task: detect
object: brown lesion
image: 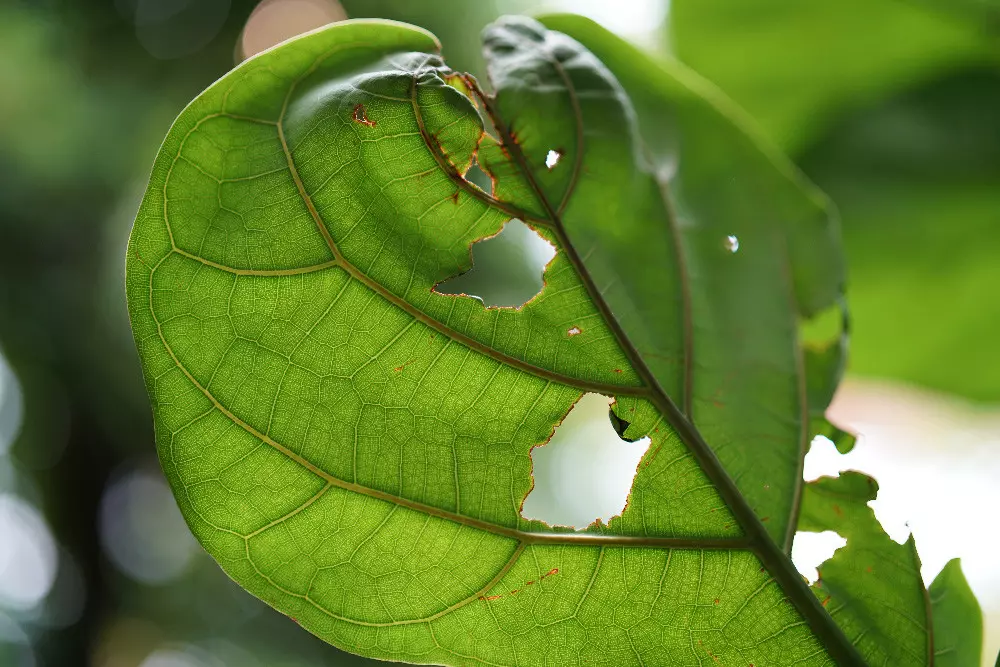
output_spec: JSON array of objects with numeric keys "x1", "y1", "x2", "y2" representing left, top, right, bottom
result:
[
  {"x1": 409, "y1": 71, "x2": 555, "y2": 230},
  {"x1": 478, "y1": 567, "x2": 560, "y2": 603},
  {"x1": 352, "y1": 103, "x2": 376, "y2": 128}
]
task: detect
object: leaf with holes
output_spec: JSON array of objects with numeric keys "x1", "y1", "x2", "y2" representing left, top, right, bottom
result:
[{"x1": 126, "y1": 15, "x2": 960, "y2": 666}]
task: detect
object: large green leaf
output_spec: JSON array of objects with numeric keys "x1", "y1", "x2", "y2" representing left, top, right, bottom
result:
[{"x1": 127, "y1": 15, "x2": 948, "y2": 665}]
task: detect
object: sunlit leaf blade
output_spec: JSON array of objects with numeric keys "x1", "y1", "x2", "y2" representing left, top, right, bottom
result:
[
  {"x1": 537, "y1": 14, "x2": 847, "y2": 550},
  {"x1": 799, "y1": 472, "x2": 931, "y2": 664},
  {"x1": 126, "y1": 16, "x2": 879, "y2": 665},
  {"x1": 930, "y1": 558, "x2": 983, "y2": 667}
]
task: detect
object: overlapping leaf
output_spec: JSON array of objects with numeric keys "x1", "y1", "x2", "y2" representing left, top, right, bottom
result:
[{"x1": 126, "y1": 15, "x2": 962, "y2": 665}]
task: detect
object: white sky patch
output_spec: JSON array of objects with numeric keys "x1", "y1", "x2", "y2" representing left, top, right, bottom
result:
[
  {"x1": 100, "y1": 469, "x2": 198, "y2": 585},
  {"x1": 791, "y1": 530, "x2": 847, "y2": 584},
  {"x1": 806, "y1": 377, "x2": 1000, "y2": 663},
  {"x1": 522, "y1": 393, "x2": 650, "y2": 528},
  {"x1": 0, "y1": 494, "x2": 57, "y2": 611},
  {"x1": 531, "y1": 0, "x2": 668, "y2": 45}
]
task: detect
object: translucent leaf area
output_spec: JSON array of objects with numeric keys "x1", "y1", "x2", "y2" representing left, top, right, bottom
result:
[{"x1": 126, "y1": 15, "x2": 976, "y2": 666}]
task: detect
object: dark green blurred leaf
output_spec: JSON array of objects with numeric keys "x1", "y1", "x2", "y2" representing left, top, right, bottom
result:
[
  {"x1": 670, "y1": 0, "x2": 996, "y2": 152},
  {"x1": 802, "y1": 70, "x2": 1000, "y2": 401},
  {"x1": 673, "y1": 0, "x2": 1000, "y2": 402},
  {"x1": 930, "y1": 558, "x2": 983, "y2": 667}
]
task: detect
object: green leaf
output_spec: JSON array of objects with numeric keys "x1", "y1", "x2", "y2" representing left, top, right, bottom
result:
[
  {"x1": 930, "y1": 558, "x2": 983, "y2": 667},
  {"x1": 799, "y1": 472, "x2": 931, "y2": 664},
  {"x1": 670, "y1": 0, "x2": 994, "y2": 152},
  {"x1": 538, "y1": 11, "x2": 847, "y2": 554},
  {"x1": 801, "y1": 71, "x2": 1000, "y2": 402},
  {"x1": 126, "y1": 15, "x2": 942, "y2": 665},
  {"x1": 670, "y1": 1, "x2": 1000, "y2": 403}
]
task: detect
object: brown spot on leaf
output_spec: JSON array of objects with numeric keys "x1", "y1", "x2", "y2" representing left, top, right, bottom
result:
[
  {"x1": 352, "y1": 103, "x2": 376, "y2": 128},
  {"x1": 642, "y1": 444, "x2": 662, "y2": 468},
  {"x1": 393, "y1": 358, "x2": 416, "y2": 373}
]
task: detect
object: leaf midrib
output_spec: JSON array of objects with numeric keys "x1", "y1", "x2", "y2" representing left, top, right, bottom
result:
[{"x1": 472, "y1": 31, "x2": 865, "y2": 665}]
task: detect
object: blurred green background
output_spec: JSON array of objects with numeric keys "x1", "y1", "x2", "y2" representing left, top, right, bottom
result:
[{"x1": 0, "y1": 0, "x2": 996, "y2": 665}]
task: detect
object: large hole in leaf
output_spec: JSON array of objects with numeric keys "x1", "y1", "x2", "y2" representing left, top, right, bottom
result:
[
  {"x1": 521, "y1": 393, "x2": 651, "y2": 529},
  {"x1": 435, "y1": 219, "x2": 556, "y2": 308}
]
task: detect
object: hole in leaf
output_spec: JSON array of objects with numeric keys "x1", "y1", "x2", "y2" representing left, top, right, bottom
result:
[
  {"x1": 607, "y1": 408, "x2": 642, "y2": 443},
  {"x1": 521, "y1": 393, "x2": 651, "y2": 529},
  {"x1": 724, "y1": 234, "x2": 739, "y2": 253},
  {"x1": 567, "y1": 326, "x2": 582, "y2": 337},
  {"x1": 435, "y1": 219, "x2": 556, "y2": 308},
  {"x1": 792, "y1": 530, "x2": 847, "y2": 584},
  {"x1": 545, "y1": 149, "x2": 562, "y2": 169},
  {"x1": 800, "y1": 302, "x2": 847, "y2": 348}
]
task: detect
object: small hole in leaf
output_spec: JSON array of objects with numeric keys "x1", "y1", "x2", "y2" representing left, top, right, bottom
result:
[
  {"x1": 545, "y1": 149, "x2": 562, "y2": 170},
  {"x1": 792, "y1": 530, "x2": 846, "y2": 584},
  {"x1": 567, "y1": 326, "x2": 582, "y2": 337},
  {"x1": 521, "y1": 393, "x2": 651, "y2": 529},
  {"x1": 435, "y1": 219, "x2": 556, "y2": 308},
  {"x1": 724, "y1": 234, "x2": 739, "y2": 253}
]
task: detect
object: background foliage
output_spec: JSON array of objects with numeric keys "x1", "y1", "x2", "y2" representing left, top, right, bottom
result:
[{"x1": 0, "y1": 0, "x2": 997, "y2": 665}]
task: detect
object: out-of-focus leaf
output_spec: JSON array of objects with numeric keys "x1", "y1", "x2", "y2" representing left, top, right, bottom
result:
[
  {"x1": 799, "y1": 472, "x2": 934, "y2": 664},
  {"x1": 673, "y1": 0, "x2": 1000, "y2": 402},
  {"x1": 802, "y1": 70, "x2": 1000, "y2": 401},
  {"x1": 670, "y1": 0, "x2": 995, "y2": 152},
  {"x1": 339, "y1": 0, "x2": 506, "y2": 75},
  {"x1": 929, "y1": 558, "x2": 983, "y2": 667}
]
